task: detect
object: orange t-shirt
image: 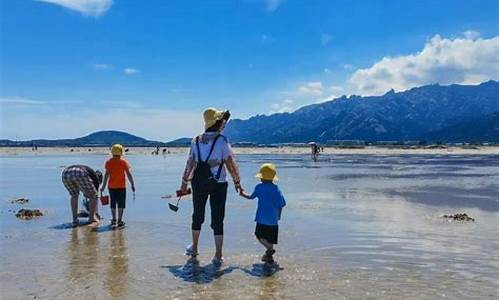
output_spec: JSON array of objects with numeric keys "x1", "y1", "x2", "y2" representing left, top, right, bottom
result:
[{"x1": 105, "y1": 157, "x2": 131, "y2": 189}]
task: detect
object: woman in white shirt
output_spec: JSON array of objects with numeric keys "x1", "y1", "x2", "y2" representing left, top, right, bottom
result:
[{"x1": 179, "y1": 108, "x2": 244, "y2": 264}]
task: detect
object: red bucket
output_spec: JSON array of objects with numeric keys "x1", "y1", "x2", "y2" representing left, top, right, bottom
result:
[{"x1": 100, "y1": 195, "x2": 109, "y2": 206}]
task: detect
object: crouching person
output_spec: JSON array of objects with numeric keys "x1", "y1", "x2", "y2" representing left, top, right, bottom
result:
[{"x1": 62, "y1": 165, "x2": 103, "y2": 227}]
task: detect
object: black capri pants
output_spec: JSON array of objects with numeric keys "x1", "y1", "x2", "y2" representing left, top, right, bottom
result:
[{"x1": 191, "y1": 182, "x2": 228, "y2": 235}]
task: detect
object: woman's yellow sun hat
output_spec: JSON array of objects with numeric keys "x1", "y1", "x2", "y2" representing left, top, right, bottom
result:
[
  {"x1": 111, "y1": 144, "x2": 124, "y2": 156},
  {"x1": 255, "y1": 163, "x2": 278, "y2": 181},
  {"x1": 203, "y1": 107, "x2": 227, "y2": 130}
]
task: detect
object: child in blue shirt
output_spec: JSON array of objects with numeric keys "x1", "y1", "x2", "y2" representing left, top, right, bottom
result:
[{"x1": 240, "y1": 163, "x2": 286, "y2": 263}]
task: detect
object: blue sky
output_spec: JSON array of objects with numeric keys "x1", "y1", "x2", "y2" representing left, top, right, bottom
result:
[{"x1": 1, "y1": 0, "x2": 498, "y2": 140}]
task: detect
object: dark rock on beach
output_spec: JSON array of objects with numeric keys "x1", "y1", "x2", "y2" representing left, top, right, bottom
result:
[
  {"x1": 15, "y1": 209, "x2": 44, "y2": 220},
  {"x1": 11, "y1": 198, "x2": 29, "y2": 204},
  {"x1": 443, "y1": 213, "x2": 475, "y2": 222}
]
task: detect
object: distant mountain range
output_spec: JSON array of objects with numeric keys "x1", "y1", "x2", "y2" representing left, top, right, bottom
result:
[
  {"x1": 224, "y1": 81, "x2": 499, "y2": 144},
  {"x1": 1, "y1": 81, "x2": 498, "y2": 147},
  {"x1": 0, "y1": 131, "x2": 169, "y2": 147}
]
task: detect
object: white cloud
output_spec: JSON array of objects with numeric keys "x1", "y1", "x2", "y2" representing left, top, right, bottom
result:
[
  {"x1": 321, "y1": 33, "x2": 333, "y2": 46},
  {"x1": 92, "y1": 63, "x2": 111, "y2": 70},
  {"x1": 270, "y1": 99, "x2": 293, "y2": 114},
  {"x1": 36, "y1": 0, "x2": 113, "y2": 17},
  {"x1": 330, "y1": 85, "x2": 344, "y2": 92},
  {"x1": 123, "y1": 68, "x2": 140, "y2": 75},
  {"x1": 462, "y1": 30, "x2": 480, "y2": 40},
  {"x1": 0, "y1": 97, "x2": 46, "y2": 105},
  {"x1": 314, "y1": 86, "x2": 345, "y2": 103},
  {"x1": 349, "y1": 33, "x2": 499, "y2": 95},
  {"x1": 297, "y1": 81, "x2": 323, "y2": 96},
  {"x1": 265, "y1": 0, "x2": 282, "y2": 12}
]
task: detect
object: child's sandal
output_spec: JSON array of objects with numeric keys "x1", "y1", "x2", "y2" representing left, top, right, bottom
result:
[{"x1": 264, "y1": 249, "x2": 276, "y2": 263}]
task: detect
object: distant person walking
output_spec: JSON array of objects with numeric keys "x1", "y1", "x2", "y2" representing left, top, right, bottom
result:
[
  {"x1": 179, "y1": 107, "x2": 244, "y2": 264},
  {"x1": 310, "y1": 142, "x2": 320, "y2": 161},
  {"x1": 100, "y1": 144, "x2": 136, "y2": 228},
  {"x1": 62, "y1": 165, "x2": 103, "y2": 226}
]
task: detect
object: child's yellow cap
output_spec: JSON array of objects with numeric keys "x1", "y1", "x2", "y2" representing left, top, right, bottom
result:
[
  {"x1": 111, "y1": 144, "x2": 124, "y2": 156},
  {"x1": 255, "y1": 163, "x2": 278, "y2": 181}
]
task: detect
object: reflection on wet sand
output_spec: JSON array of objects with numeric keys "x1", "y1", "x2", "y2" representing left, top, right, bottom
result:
[
  {"x1": 65, "y1": 226, "x2": 129, "y2": 299},
  {"x1": 257, "y1": 274, "x2": 283, "y2": 300},
  {"x1": 104, "y1": 229, "x2": 129, "y2": 300},
  {"x1": 66, "y1": 227, "x2": 99, "y2": 289}
]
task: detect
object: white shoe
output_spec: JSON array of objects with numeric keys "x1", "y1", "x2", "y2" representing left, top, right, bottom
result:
[
  {"x1": 211, "y1": 256, "x2": 224, "y2": 265},
  {"x1": 185, "y1": 244, "x2": 198, "y2": 257}
]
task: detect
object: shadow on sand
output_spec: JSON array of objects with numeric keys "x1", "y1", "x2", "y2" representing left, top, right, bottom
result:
[
  {"x1": 162, "y1": 260, "x2": 238, "y2": 284},
  {"x1": 240, "y1": 263, "x2": 284, "y2": 277},
  {"x1": 163, "y1": 260, "x2": 284, "y2": 283},
  {"x1": 49, "y1": 221, "x2": 91, "y2": 230}
]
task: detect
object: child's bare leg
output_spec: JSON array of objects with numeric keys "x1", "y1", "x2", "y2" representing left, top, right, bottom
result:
[
  {"x1": 118, "y1": 208, "x2": 124, "y2": 222},
  {"x1": 111, "y1": 206, "x2": 117, "y2": 221},
  {"x1": 257, "y1": 237, "x2": 275, "y2": 262},
  {"x1": 257, "y1": 237, "x2": 273, "y2": 250}
]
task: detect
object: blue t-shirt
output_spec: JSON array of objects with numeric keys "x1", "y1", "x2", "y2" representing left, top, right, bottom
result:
[{"x1": 249, "y1": 183, "x2": 286, "y2": 226}]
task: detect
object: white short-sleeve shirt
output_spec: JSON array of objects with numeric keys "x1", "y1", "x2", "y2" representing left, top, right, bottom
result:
[{"x1": 190, "y1": 132, "x2": 233, "y2": 182}]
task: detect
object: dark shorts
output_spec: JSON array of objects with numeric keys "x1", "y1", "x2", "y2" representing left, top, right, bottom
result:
[
  {"x1": 255, "y1": 223, "x2": 279, "y2": 244},
  {"x1": 109, "y1": 188, "x2": 126, "y2": 209}
]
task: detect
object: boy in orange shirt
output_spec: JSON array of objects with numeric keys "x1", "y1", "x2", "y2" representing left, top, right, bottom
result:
[{"x1": 100, "y1": 144, "x2": 136, "y2": 227}]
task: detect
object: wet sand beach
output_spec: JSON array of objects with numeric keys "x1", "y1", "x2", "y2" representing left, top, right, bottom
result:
[{"x1": 0, "y1": 151, "x2": 498, "y2": 299}]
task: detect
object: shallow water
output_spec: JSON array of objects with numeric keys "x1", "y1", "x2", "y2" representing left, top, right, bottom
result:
[{"x1": 0, "y1": 153, "x2": 498, "y2": 299}]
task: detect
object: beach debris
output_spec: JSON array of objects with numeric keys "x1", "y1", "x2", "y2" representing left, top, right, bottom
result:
[
  {"x1": 11, "y1": 197, "x2": 29, "y2": 204},
  {"x1": 15, "y1": 209, "x2": 44, "y2": 220},
  {"x1": 442, "y1": 213, "x2": 475, "y2": 222}
]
